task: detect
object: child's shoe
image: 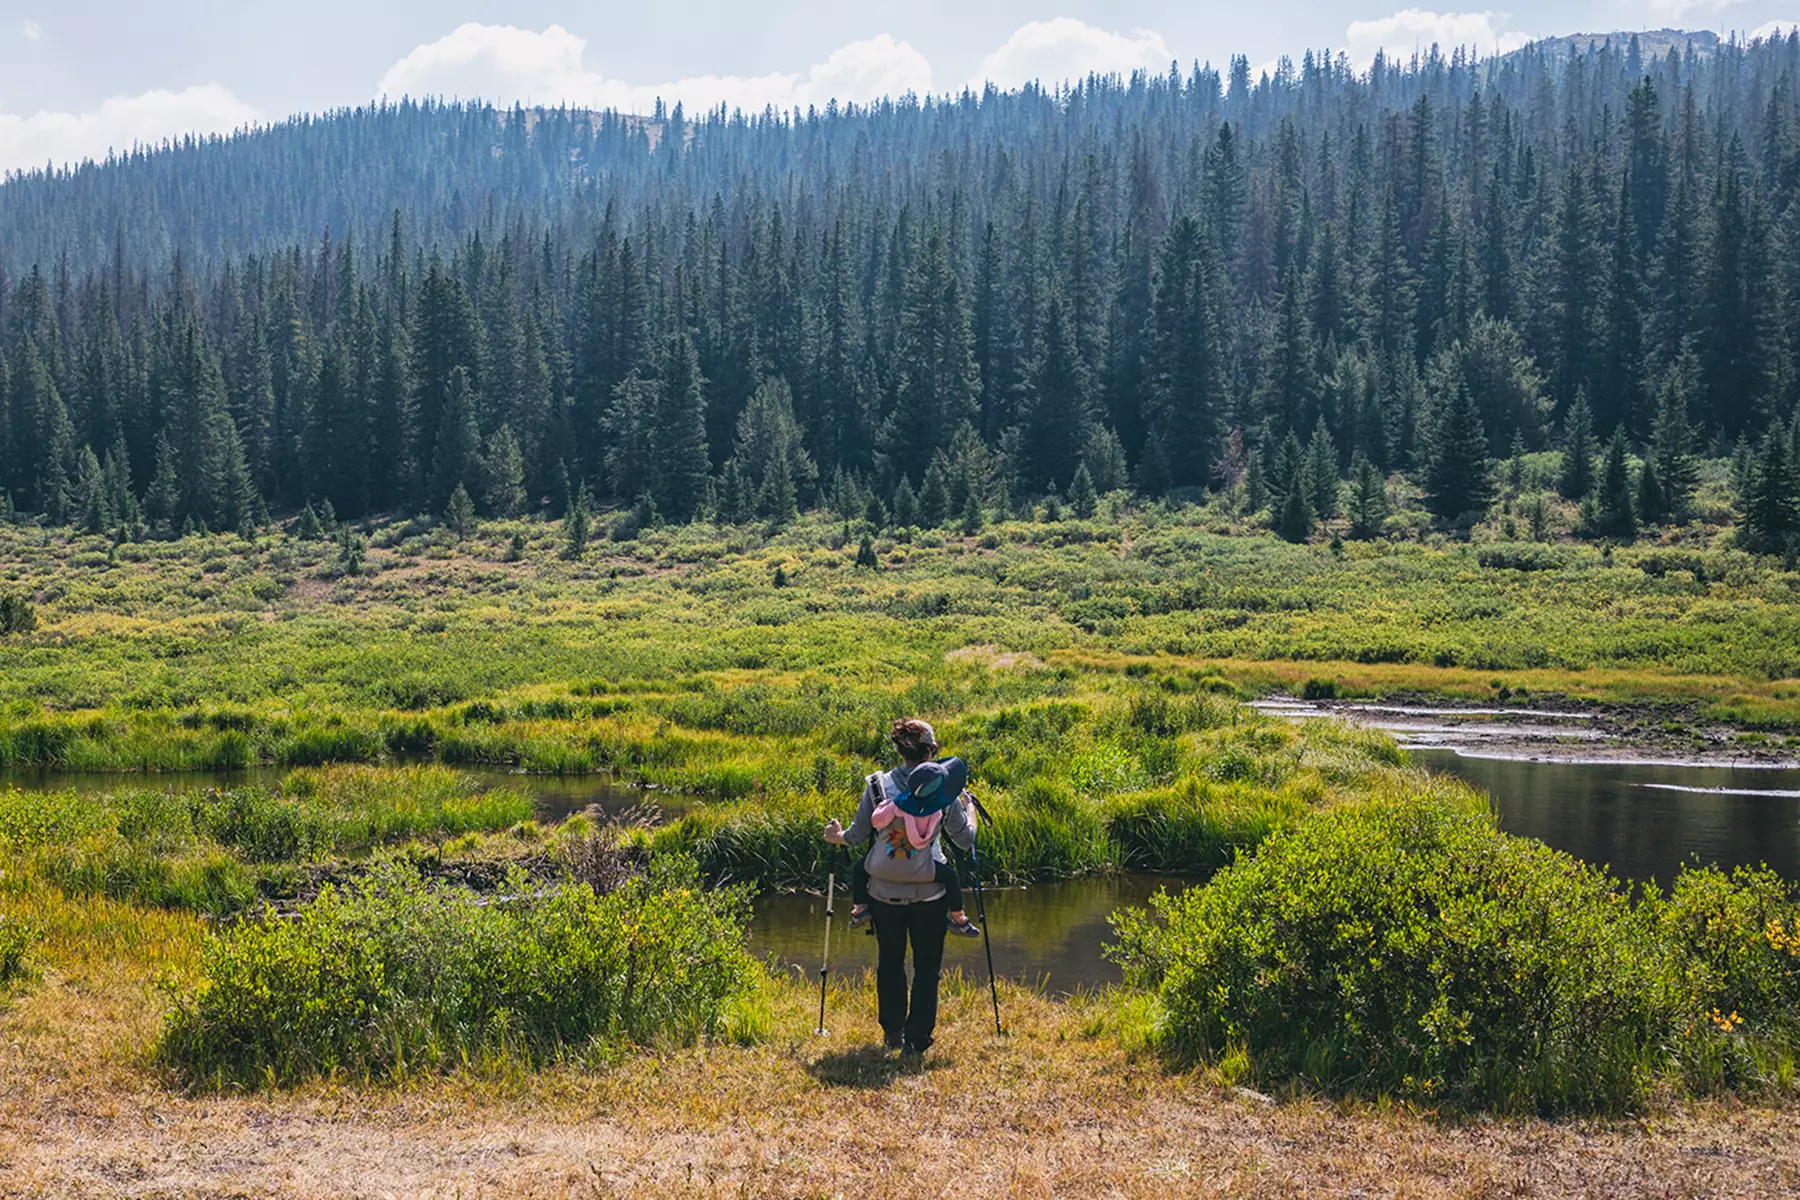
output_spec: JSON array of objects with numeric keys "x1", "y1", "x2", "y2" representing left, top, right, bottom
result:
[
  {"x1": 848, "y1": 905, "x2": 872, "y2": 931},
  {"x1": 948, "y1": 912, "x2": 981, "y2": 938}
]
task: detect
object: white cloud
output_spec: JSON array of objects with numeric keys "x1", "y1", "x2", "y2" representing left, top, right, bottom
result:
[
  {"x1": 376, "y1": 23, "x2": 931, "y2": 113},
  {"x1": 1750, "y1": 20, "x2": 1800, "y2": 41},
  {"x1": 1641, "y1": 0, "x2": 1742, "y2": 17},
  {"x1": 20, "y1": 19, "x2": 41, "y2": 41},
  {"x1": 972, "y1": 18, "x2": 1173, "y2": 89},
  {"x1": 0, "y1": 85, "x2": 259, "y2": 176},
  {"x1": 1344, "y1": 9, "x2": 1532, "y2": 65}
]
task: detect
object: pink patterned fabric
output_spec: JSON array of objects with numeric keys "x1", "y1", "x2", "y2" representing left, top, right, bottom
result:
[{"x1": 872, "y1": 799, "x2": 942, "y2": 850}]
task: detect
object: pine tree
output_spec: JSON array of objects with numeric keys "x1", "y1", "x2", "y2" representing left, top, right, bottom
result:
[
  {"x1": 1083, "y1": 426, "x2": 1129, "y2": 494},
  {"x1": 1135, "y1": 430, "x2": 1171, "y2": 498},
  {"x1": 563, "y1": 481, "x2": 592, "y2": 559},
  {"x1": 1276, "y1": 476, "x2": 1313, "y2": 542},
  {"x1": 888, "y1": 476, "x2": 917, "y2": 528},
  {"x1": 1422, "y1": 381, "x2": 1494, "y2": 523},
  {"x1": 1649, "y1": 360, "x2": 1699, "y2": 519},
  {"x1": 431, "y1": 367, "x2": 482, "y2": 512},
  {"x1": 1069, "y1": 463, "x2": 1098, "y2": 518},
  {"x1": 482, "y1": 425, "x2": 525, "y2": 517},
  {"x1": 717, "y1": 458, "x2": 751, "y2": 525},
  {"x1": 1637, "y1": 454, "x2": 1668, "y2": 527},
  {"x1": 1558, "y1": 392, "x2": 1598, "y2": 500},
  {"x1": 960, "y1": 491, "x2": 983, "y2": 536},
  {"x1": 295, "y1": 502, "x2": 323, "y2": 540},
  {"x1": 1348, "y1": 454, "x2": 1389, "y2": 540},
  {"x1": 919, "y1": 462, "x2": 952, "y2": 526},
  {"x1": 1591, "y1": 428, "x2": 1637, "y2": 540},
  {"x1": 1244, "y1": 449, "x2": 1268, "y2": 512},
  {"x1": 446, "y1": 481, "x2": 476, "y2": 540},
  {"x1": 1306, "y1": 417, "x2": 1339, "y2": 520},
  {"x1": 855, "y1": 534, "x2": 879, "y2": 568},
  {"x1": 648, "y1": 331, "x2": 710, "y2": 522},
  {"x1": 146, "y1": 433, "x2": 182, "y2": 532},
  {"x1": 1024, "y1": 296, "x2": 1090, "y2": 489},
  {"x1": 1742, "y1": 428, "x2": 1800, "y2": 554}
]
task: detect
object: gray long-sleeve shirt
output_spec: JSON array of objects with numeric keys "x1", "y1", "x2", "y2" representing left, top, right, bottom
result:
[{"x1": 840, "y1": 765, "x2": 976, "y2": 904}]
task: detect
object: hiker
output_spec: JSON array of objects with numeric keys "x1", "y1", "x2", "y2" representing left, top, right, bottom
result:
[{"x1": 823, "y1": 717, "x2": 977, "y2": 1054}]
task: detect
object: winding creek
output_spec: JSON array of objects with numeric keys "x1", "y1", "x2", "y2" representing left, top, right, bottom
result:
[{"x1": 7, "y1": 712, "x2": 1800, "y2": 993}]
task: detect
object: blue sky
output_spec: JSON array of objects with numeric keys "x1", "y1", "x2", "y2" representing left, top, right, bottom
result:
[{"x1": 2, "y1": 2, "x2": 1797, "y2": 174}]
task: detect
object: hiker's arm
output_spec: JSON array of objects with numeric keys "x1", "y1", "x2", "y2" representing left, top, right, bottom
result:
[
  {"x1": 942, "y1": 794, "x2": 975, "y2": 852},
  {"x1": 825, "y1": 782, "x2": 877, "y2": 845}
]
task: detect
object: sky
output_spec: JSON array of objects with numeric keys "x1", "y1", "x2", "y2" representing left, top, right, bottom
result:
[{"x1": 1, "y1": 2, "x2": 1798, "y2": 176}]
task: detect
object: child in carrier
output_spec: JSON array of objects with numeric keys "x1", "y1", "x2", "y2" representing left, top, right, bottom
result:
[{"x1": 845, "y1": 755, "x2": 982, "y2": 938}]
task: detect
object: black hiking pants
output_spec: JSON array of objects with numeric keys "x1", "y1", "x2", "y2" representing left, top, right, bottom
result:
[{"x1": 869, "y1": 893, "x2": 950, "y2": 1052}]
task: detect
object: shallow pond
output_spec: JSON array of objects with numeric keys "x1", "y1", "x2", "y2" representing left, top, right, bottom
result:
[
  {"x1": 10, "y1": 747, "x2": 1800, "y2": 991},
  {"x1": 1416, "y1": 749, "x2": 1800, "y2": 886},
  {"x1": 746, "y1": 871, "x2": 1189, "y2": 997}
]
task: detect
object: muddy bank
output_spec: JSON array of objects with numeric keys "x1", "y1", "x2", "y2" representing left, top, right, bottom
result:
[{"x1": 1253, "y1": 693, "x2": 1800, "y2": 767}]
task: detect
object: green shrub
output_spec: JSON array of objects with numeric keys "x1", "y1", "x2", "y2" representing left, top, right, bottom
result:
[
  {"x1": 0, "y1": 914, "x2": 35, "y2": 988},
  {"x1": 1111, "y1": 796, "x2": 1676, "y2": 1113},
  {"x1": 158, "y1": 858, "x2": 762, "y2": 1085}
]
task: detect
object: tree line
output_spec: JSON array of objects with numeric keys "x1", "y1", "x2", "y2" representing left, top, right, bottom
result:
[{"x1": 5, "y1": 31, "x2": 1800, "y2": 550}]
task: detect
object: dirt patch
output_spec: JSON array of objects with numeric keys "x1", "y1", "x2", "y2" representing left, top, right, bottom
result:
[{"x1": 945, "y1": 644, "x2": 1045, "y2": 671}]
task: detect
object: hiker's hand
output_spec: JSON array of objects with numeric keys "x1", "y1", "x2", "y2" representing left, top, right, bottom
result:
[{"x1": 823, "y1": 819, "x2": 846, "y2": 845}]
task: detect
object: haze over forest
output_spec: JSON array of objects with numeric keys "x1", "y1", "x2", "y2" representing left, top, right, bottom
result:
[{"x1": 2, "y1": 27, "x2": 1800, "y2": 551}]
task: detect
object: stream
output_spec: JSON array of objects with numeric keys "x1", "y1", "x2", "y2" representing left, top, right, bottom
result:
[{"x1": 9, "y1": 727, "x2": 1800, "y2": 991}]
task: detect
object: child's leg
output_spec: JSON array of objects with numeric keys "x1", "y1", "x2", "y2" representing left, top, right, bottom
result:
[
  {"x1": 934, "y1": 859, "x2": 965, "y2": 914},
  {"x1": 850, "y1": 857, "x2": 871, "y2": 908}
]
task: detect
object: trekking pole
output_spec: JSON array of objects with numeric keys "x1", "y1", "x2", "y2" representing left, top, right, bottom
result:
[
  {"x1": 964, "y1": 791, "x2": 1003, "y2": 1036},
  {"x1": 816, "y1": 850, "x2": 837, "y2": 1036}
]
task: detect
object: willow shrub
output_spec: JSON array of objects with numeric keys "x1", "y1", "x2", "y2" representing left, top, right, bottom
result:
[
  {"x1": 1111, "y1": 793, "x2": 1684, "y2": 1114},
  {"x1": 159, "y1": 858, "x2": 763, "y2": 1086}
]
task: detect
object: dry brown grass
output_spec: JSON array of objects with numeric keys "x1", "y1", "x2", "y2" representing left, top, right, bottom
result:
[{"x1": 3, "y1": 908, "x2": 1798, "y2": 1200}]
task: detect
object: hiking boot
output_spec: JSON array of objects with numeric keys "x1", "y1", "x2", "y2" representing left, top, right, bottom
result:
[
  {"x1": 948, "y1": 914, "x2": 981, "y2": 938},
  {"x1": 884, "y1": 1030, "x2": 905, "y2": 1051},
  {"x1": 848, "y1": 906, "x2": 872, "y2": 931}
]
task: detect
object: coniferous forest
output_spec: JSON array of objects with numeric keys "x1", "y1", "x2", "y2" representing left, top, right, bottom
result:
[{"x1": 5, "y1": 31, "x2": 1800, "y2": 549}]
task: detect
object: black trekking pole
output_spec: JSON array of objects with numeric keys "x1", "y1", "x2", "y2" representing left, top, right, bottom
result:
[
  {"x1": 963, "y1": 791, "x2": 1002, "y2": 1036},
  {"x1": 816, "y1": 847, "x2": 838, "y2": 1036}
]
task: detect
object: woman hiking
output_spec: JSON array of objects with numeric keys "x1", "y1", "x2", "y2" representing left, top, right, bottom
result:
[{"x1": 823, "y1": 718, "x2": 977, "y2": 1055}]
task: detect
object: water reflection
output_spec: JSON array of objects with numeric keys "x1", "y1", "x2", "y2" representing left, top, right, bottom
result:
[
  {"x1": 1416, "y1": 749, "x2": 1800, "y2": 885},
  {"x1": 747, "y1": 871, "x2": 1191, "y2": 996}
]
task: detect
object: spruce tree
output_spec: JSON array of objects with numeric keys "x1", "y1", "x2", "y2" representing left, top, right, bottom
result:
[
  {"x1": 1348, "y1": 454, "x2": 1389, "y2": 540},
  {"x1": 1743, "y1": 428, "x2": 1800, "y2": 554},
  {"x1": 1422, "y1": 381, "x2": 1494, "y2": 523},
  {"x1": 563, "y1": 481, "x2": 592, "y2": 559},
  {"x1": 856, "y1": 534, "x2": 879, "y2": 568},
  {"x1": 1069, "y1": 463, "x2": 1098, "y2": 519},
  {"x1": 482, "y1": 425, "x2": 525, "y2": 517},
  {"x1": 1135, "y1": 431, "x2": 1171, "y2": 498},
  {"x1": 889, "y1": 477, "x2": 917, "y2": 528},
  {"x1": 1591, "y1": 428, "x2": 1637, "y2": 540},
  {"x1": 1306, "y1": 417, "x2": 1339, "y2": 520},
  {"x1": 1277, "y1": 476, "x2": 1313, "y2": 542},
  {"x1": 648, "y1": 332, "x2": 710, "y2": 522},
  {"x1": 1649, "y1": 362, "x2": 1699, "y2": 519},
  {"x1": 1558, "y1": 392, "x2": 1598, "y2": 500},
  {"x1": 1637, "y1": 455, "x2": 1668, "y2": 527},
  {"x1": 431, "y1": 367, "x2": 482, "y2": 512},
  {"x1": 446, "y1": 481, "x2": 476, "y2": 540},
  {"x1": 919, "y1": 462, "x2": 952, "y2": 526},
  {"x1": 960, "y1": 491, "x2": 984, "y2": 536}
]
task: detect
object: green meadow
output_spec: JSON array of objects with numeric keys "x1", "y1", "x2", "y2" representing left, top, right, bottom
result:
[{"x1": 2, "y1": 500, "x2": 1800, "y2": 1114}]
